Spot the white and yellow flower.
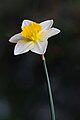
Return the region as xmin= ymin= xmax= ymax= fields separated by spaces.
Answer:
xmin=9 ymin=19 xmax=60 ymax=55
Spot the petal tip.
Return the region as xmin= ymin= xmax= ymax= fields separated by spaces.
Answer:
xmin=9 ymin=37 xmax=14 ymax=43
xmin=21 ymin=19 xmax=32 ymax=29
xmin=51 ymin=19 xmax=53 ymax=23
xmin=57 ymin=29 xmax=61 ymax=34
xmin=9 ymin=33 xmax=23 ymax=43
xmin=9 ymin=39 xmax=11 ymax=43
xmin=14 ymin=51 xmax=18 ymax=55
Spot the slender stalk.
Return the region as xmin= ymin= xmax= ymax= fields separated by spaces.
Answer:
xmin=42 ymin=54 xmax=55 ymax=120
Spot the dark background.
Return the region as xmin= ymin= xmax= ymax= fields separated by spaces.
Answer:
xmin=0 ymin=0 xmax=80 ymax=120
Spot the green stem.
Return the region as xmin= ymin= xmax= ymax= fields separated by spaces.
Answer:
xmin=42 ymin=54 xmax=55 ymax=120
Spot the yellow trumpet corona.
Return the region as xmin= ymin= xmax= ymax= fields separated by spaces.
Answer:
xmin=21 ymin=22 xmax=42 ymax=42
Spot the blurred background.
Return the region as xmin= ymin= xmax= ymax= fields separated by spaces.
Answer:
xmin=0 ymin=0 xmax=80 ymax=120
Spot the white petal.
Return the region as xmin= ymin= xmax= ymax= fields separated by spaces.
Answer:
xmin=40 ymin=20 xmax=53 ymax=30
xmin=44 ymin=28 xmax=60 ymax=38
xmin=9 ymin=33 xmax=24 ymax=43
xmin=14 ymin=40 xmax=34 ymax=55
xmin=21 ymin=20 xmax=33 ymax=29
xmin=31 ymin=40 xmax=48 ymax=54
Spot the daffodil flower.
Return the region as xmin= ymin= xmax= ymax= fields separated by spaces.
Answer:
xmin=9 ymin=19 xmax=60 ymax=55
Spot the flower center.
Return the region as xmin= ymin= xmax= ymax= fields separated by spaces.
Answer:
xmin=21 ymin=22 xmax=42 ymax=42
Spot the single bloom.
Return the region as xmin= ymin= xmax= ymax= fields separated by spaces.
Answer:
xmin=9 ymin=19 xmax=60 ymax=55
